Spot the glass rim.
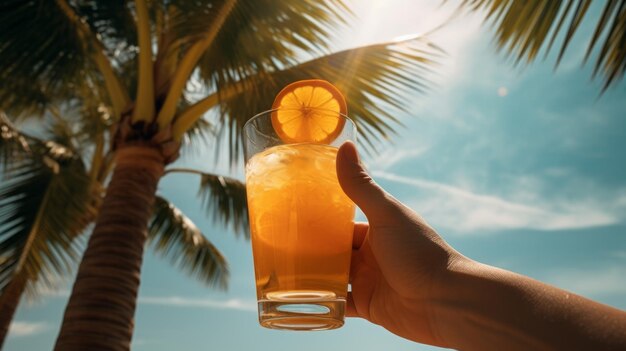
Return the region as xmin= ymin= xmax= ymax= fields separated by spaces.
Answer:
xmin=244 ymin=108 xmax=355 ymax=132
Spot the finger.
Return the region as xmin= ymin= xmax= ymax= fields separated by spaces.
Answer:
xmin=346 ymin=291 xmax=358 ymax=317
xmin=349 ymin=247 xmax=363 ymax=284
xmin=353 ymin=222 xmax=369 ymax=249
xmin=336 ymin=141 xmax=396 ymax=222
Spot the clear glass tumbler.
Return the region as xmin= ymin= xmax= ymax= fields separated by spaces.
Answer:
xmin=243 ymin=109 xmax=356 ymax=331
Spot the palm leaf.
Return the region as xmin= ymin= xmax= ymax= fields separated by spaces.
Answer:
xmin=0 ymin=129 xmax=97 ymax=297
xmin=206 ymin=37 xmax=441 ymax=160
xmin=194 ymin=0 xmax=351 ymax=85
xmin=150 ymin=0 xmax=351 ymax=107
xmin=0 ymin=0 xmax=131 ymax=118
xmin=76 ymin=0 xmax=137 ymax=50
xmin=162 ymin=0 xmax=350 ymax=84
xmin=458 ymin=0 xmax=626 ymax=89
xmin=148 ymin=196 xmax=229 ymax=288
xmin=197 ymin=172 xmax=248 ymax=237
xmin=0 ymin=113 xmax=32 ymax=167
xmin=154 ymin=0 xmax=352 ymax=128
xmin=0 ymin=0 xmax=87 ymax=115
xmin=180 ymin=117 xmax=217 ymax=157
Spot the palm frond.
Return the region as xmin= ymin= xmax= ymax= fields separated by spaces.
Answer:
xmin=458 ymin=0 xmax=626 ymax=89
xmin=208 ymin=36 xmax=441 ymax=160
xmin=0 ymin=133 xmax=97 ymax=298
xmin=76 ymin=0 xmax=137 ymax=51
xmin=157 ymin=0 xmax=350 ymax=101
xmin=197 ymin=172 xmax=248 ymax=237
xmin=195 ymin=0 xmax=351 ymax=82
xmin=0 ymin=1 xmax=87 ymax=115
xmin=0 ymin=0 xmax=131 ymax=118
xmin=70 ymin=102 xmax=113 ymax=158
xmin=175 ymin=0 xmax=348 ymax=59
xmin=0 ymin=113 xmax=32 ymax=168
xmin=148 ymin=196 xmax=228 ymax=288
xmin=180 ymin=117 xmax=217 ymax=157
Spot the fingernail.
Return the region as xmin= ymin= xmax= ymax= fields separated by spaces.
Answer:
xmin=342 ymin=140 xmax=359 ymax=164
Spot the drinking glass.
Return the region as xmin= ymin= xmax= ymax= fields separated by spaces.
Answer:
xmin=243 ymin=109 xmax=356 ymax=331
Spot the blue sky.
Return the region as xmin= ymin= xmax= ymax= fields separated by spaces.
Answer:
xmin=6 ymin=1 xmax=626 ymax=350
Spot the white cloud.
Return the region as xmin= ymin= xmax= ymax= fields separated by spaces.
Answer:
xmin=138 ymin=296 xmax=256 ymax=312
xmin=9 ymin=321 xmax=49 ymax=337
xmin=611 ymin=251 xmax=626 ymax=260
xmin=373 ymin=171 xmax=621 ymax=233
xmin=546 ymin=266 xmax=626 ymax=298
xmin=367 ymin=146 xmax=430 ymax=171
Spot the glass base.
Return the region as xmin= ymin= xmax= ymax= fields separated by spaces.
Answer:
xmin=258 ymin=290 xmax=345 ymax=331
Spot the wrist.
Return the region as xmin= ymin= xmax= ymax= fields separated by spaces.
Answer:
xmin=422 ymin=246 xmax=626 ymax=351
xmin=429 ymin=258 xmax=554 ymax=351
xmin=425 ymin=253 xmax=476 ymax=349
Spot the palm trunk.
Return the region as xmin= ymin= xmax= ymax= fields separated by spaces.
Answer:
xmin=54 ymin=146 xmax=164 ymax=351
xmin=0 ymin=274 xmax=27 ymax=348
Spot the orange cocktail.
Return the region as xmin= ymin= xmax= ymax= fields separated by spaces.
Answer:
xmin=246 ymin=143 xmax=355 ymax=330
xmin=243 ymin=79 xmax=356 ymax=330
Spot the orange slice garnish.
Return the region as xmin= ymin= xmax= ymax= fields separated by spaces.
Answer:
xmin=271 ymin=79 xmax=348 ymax=144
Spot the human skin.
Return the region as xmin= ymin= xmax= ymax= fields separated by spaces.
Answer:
xmin=336 ymin=141 xmax=626 ymax=351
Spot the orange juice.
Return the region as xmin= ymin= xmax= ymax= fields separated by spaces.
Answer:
xmin=245 ymin=143 xmax=355 ymax=330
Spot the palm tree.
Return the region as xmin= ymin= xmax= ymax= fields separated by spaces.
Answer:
xmin=457 ymin=0 xmax=626 ymax=90
xmin=0 ymin=111 xmax=100 ymax=345
xmin=0 ymin=110 xmax=235 ymax=347
xmin=0 ymin=1 xmax=439 ymax=349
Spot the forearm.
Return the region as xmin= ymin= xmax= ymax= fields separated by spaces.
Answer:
xmin=431 ymin=258 xmax=626 ymax=351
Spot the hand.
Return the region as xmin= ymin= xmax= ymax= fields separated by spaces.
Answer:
xmin=336 ymin=141 xmax=626 ymax=351
xmin=336 ymin=141 xmax=458 ymax=347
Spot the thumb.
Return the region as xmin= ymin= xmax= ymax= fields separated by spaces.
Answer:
xmin=336 ymin=141 xmax=397 ymax=222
